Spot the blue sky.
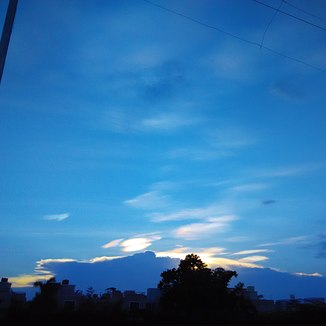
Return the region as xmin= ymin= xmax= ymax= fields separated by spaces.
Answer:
xmin=1 ymin=0 xmax=326 ymax=289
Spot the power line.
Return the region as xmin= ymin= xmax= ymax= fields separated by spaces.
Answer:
xmin=253 ymin=0 xmax=326 ymax=32
xmin=260 ymin=0 xmax=284 ymax=48
xmin=143 ymin=0 xmax=260 ymax=48
xmin=143 ymin=0 xmax=326 ymax=74
xmin=283 ymin=0 xmax=326 ymax=24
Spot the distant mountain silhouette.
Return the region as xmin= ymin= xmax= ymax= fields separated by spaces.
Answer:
xmin=13 ymin=251 xmax=326 ymax=300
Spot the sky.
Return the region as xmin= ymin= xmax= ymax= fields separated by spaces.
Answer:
xmin=1 ymin=0 xmax=326 ymax=292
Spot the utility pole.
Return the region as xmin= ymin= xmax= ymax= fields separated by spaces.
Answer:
xmin=0 ymin=0 xmax=18 ymax=84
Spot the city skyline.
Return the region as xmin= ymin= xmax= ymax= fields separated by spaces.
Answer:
xmin=1 ymin=0 xmax=326 ymax=292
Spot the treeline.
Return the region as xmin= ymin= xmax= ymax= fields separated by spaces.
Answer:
xmin=1 ymin=254 xmax=326 ymax=324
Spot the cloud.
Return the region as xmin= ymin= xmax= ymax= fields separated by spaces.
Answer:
xmin=9 ymin=274 xmax=53 ymax=288
xmin=225 ymin=236 xmax=250 ymax=243
xmin=35 ymin=258 xmax=77 ymax=274
xmin=269 ymin=80 xmax=304 ymax=100
xmin=102 ymin=233 xmax=162 ymax=253
xmin=9 ymin=258 xmax=77 ymax=288
xmin=124 ymin=191 xmax=170 ymax=210
xmin=120 ymin=236 xmax=161 ymax=252
xmin=102 ymin=238 xmax=124 ymax=249
xmin=259 ymin=236 xmax=308 ymax=247
xmin=208 ymin=257 xmax=264 ymax=269
xmin=230 ymin=183 xmax=268 ymax=193
xmin=16 ymin=252 xmax=180 ymax=294
xmin=169 ymin=147 xmax=232 ymax=161
xmin=256 ymin=162 xmax=325 ymax=178
xmin=232 ymin=249 xmax=272 ymax=256
xmin=207 ymin=44 xmax=256 ymax=80
xmin=155 ymin=246 xmax=263 ymax=269
xmin=140 ymin=113 xmax=196 ymax=131
xmin=140 ymin=61 xmax=187 ymax=101
xmin=173 ymin=215 xmax=237 ymax=240
xmin=43 ymin=213 xmax=70 ymax=221
xmin=150 ymin=181 xmax=178 ymax=191
xmin=11 ymin=251 xmax=326 ymax=301
xmin=295 ymin=272 xmax=323 ymax=277
xmin=156 ymin=245 xmax=265 ymax=269
xmin=208 ymin=127 xmax=256 ymax=149
xmin=89 ymin=256 xmax=123 ymax=263
xmin=150 ymin=204 xmax=232 ymax=222
xmin=168 ymin=125 xmax=256 ymax=162
xmin=238 ymin=255 xmax=269 ymax=263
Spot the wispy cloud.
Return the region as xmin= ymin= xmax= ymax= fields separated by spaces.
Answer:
xmin=232 ymin=249 xmax=272 ymax=256
xmin=35 ymin=258 xmax=76 ymax=274
xmin=256 ymin=162 xmax=325 ymax=178
xmin=156 ymin=246 xmax=264 ymax=269
xmin=173 ymin=215 xmax=237 ymax=240
xmin=102 ymin=238 xmax=124 ymax=249
xmin=207 ymin=257 xmax=265 ymax=269
xmin=269 ymin=80 xmax=304 ymax=100
xmin=8 ymin=256 xmax=122 ymax=287
xmin=43 ymin=213 xmax=70 ymax=221
xmin=225 ymin=236 xmax=250 ymax=243
xmin=140 ymin=113 xmax=196 ymax=131
xmin=238 ymin=255 xmax=269 ymax=263
xmin=102 ymin=234 xmax=161 ymax=253
xmin=156 ymin=246 xmax=226 ymax=261
xmin=9 ymin=274 xmax=53 ymax=288
xmin=169 ymin=147 xmax=232 ymax=161
xmin=208 ymin=126 xmax=256 ymax=149
xmin=169 ymin=125 xmax=256 ymax=162
xmin=120 ymin=236 xmax=161 ymax=252
xmin=124 ymin=191 xmax=170 ymax=210
xmin=295 ymin=272 xmax=323 ymax=277
xmin=150 ymin=204 xmax=232 ymax=222
xmin=230 ymin=183 xmax=268 ymax=193
xmin=89 ymin=256 xmax=123 ymax=263
xmin=259 ymin=236 xmax=308 ymax=247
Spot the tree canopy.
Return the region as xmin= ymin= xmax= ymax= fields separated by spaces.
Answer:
xmin=158 ymin=253 xmax=241 ymax=315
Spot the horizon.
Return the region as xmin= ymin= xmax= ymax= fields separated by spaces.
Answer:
xmin=6 ymin=250 xmax=326 ymax=302
xmin=1 ymin=0 xmax=326 ymax=302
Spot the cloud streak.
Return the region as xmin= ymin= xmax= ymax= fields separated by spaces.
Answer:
xmin=150 ymin=205 xmax=232 ymax=222
xmin=43 ymin=213 xmax=70 ymax=221
xmin=232 ymin=249 xmax=272 ymax=256
xmin=102 ymin=235 xmax=161 ymax=253
xmin=173 ymin=215 xmax=237 ymax=240
xmin=124 ymin=191 xmax=170 ymax=210
xmin=140 ymin=113 xmax=197 ymax=131
xmin=102 ymin=238 xmax=124 ymax=249
xmin=259 ymin=236 xmax=308 ymax=247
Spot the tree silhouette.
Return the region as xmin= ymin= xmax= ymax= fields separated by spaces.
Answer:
xmin=32 ymin=277 xmax=60 ymax=315
xmin=158 ymin=253 xmax=239 ymax=319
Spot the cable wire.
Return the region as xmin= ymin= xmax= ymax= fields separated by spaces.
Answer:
xmin=144 ymin=0 xmax=261 ymax=47
xmin=283 ymin=0 xmax=326 ymax=24
xmin=253 ymin=0 xmax=326 ymax=32
xmin=260 ymin=0 xmax=283 ymax=48
xmin=143 ymin=0 xmax=326 ymax=74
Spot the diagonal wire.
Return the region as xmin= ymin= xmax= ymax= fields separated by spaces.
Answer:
xmin=143 ymin=0 xmax=261 ymax=47
xmin=283 ymin=0 xmax=326 ymax=24
xmin=253 ymin=0 xmax=326 ymax=32
xmin=143 ymin=0 xmax=326 ymax=74
xmin=260 ymin=0 xmax=284 ymax=48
